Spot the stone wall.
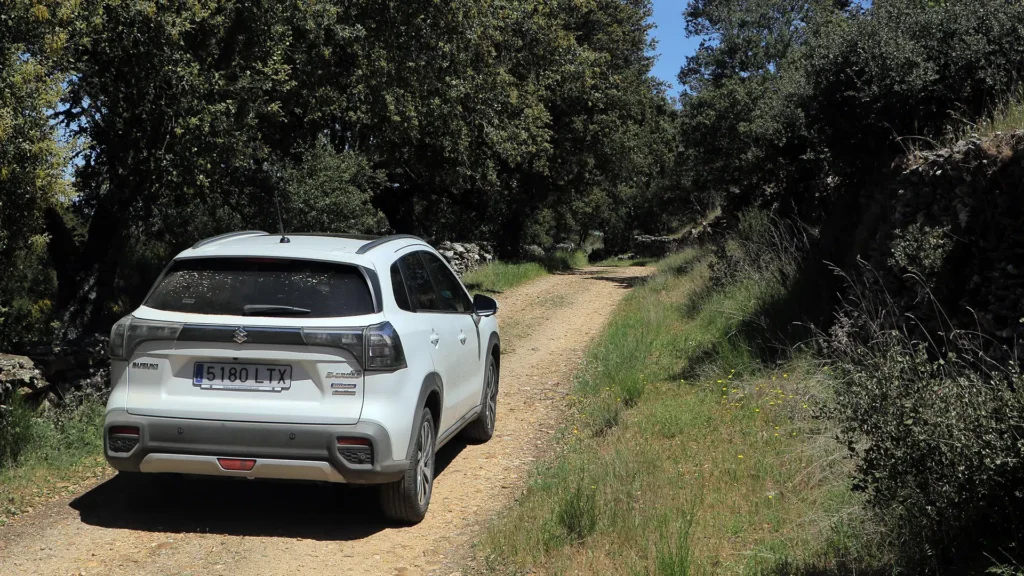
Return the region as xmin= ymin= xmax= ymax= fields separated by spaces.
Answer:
xmin=1 ymin=335 xmax=110 ymax=407
xmin=437 ymin=241 xmax=495 ymax=275
xmin=856 ymin=130 xmax=1024 ymax=357
xmin=630 ymin=235 xmax=682 ymax=258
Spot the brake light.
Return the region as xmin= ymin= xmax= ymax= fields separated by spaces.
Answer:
xmin=108 ymin=316 xmax=183 ymax=360
xmin=108 ymin=426 xmax=140 ymax=453
xmin=217 ymin=458 xmax=256 ymax=472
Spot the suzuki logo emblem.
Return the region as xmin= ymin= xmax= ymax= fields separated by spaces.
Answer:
xmin=233 ymin=327 xmax=248 ymax=344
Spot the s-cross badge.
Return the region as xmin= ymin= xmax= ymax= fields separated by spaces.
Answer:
xmin=233 ymin=327 xmax=248 ymax=344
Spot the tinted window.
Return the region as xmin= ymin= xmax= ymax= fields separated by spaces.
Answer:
xmin=145 ymin=258 xmax=374 ymax=317
xmin=400 ymin=253 xmax=439 ymax=311
xmin=390 ymin=262 xmax=412 ymax=311
xmin=423 ymin=253 xmax=472 ymax=313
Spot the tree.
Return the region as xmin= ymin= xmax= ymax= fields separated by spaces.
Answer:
xmin=0 ymin=0 xmax=79 ymax=349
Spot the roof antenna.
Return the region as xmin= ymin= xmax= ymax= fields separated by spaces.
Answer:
xmin=273 ymin=186 xmax=290 ymax=244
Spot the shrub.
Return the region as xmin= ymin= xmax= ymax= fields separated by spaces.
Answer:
xmin=825 ymin=274 xmax=1024 ymax=565
xmin=540 ymin=250 xmax=589 ymax=272
xmin=0 ymin=394 xmax=35 ymax=468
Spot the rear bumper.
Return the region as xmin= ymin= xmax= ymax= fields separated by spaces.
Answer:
xmin=103 ymin=409 xmax=407 ymax=484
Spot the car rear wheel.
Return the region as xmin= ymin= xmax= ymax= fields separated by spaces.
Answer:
xmin=380 ymin=407 xmax=435 ymax=524
xmin=461 ymin=355 xmax=498 ymax=443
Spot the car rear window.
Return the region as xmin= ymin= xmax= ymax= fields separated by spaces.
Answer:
xmin=145 ymin=258 xmax=375 ymax=317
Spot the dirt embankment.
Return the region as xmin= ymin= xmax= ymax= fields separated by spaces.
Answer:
xmin=0 ymin=266 xmax=651 ymax=576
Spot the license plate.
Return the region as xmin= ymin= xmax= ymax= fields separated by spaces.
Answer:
xmin=193 ymin=362 xmax=292 ymax=391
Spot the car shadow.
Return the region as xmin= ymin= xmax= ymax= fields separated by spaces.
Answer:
xmin=70 ymin=440 xmax=468 ymax=540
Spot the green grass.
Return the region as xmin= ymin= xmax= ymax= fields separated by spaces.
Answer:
xmin=463 ymin=250 xmax=590 ymax=294
xmin=977 ymin=93 xmax=1024 ymax=137
xmin=0 ymin=396 xmax=108 ymax=525
xmin=463 ymin=261 xmax=550 ymax=294
xmin=475 ymin=247 xmax=889 ymax=575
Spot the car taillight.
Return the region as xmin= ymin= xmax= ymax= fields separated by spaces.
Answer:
xmin=302 ymin=322 xmax=405 ymax=371
xmin=364 ymin=322 xmax=406 ymax=371
xmin=108 ymin=316 xmax=183 ymax=360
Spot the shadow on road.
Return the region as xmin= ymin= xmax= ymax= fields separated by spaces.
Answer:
xmin=582 ymin=271 xmax=650 ymax=289
xmin=69 ymin=440 xmax=468 ymax=540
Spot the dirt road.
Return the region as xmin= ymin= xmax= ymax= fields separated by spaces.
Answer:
xmin=0 ymin=266 xmax=650 ymax=576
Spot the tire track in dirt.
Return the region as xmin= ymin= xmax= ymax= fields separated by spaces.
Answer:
xmin=0 ymin=266 xmax=651 ymax=576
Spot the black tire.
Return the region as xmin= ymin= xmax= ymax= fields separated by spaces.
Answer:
xmin=461 ymin=354 xmax=498 ymax=443
xmin=380 ymin=407 xmax=436 ymax=524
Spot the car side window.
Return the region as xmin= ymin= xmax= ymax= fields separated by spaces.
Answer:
xmin=422 ymin=252 xmax=473 ymax=313
xmin=390 ymin=262 xmax=413 ymax=311
xmin=399 ymin=253 xmax=439 ymax=311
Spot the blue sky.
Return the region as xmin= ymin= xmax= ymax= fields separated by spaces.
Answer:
xmin=649 ymin=0 xmax=701 ymax=95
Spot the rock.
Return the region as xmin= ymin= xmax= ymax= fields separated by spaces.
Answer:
xmin=522 ymin=245 xmax=545 ymax=260
xmin=436 ymin=241 xmax=496 ymax=276
xmin=2 ymin=334 xmax=113 ymax=407
xmin=0 ymin=354 xmax=45 ymax=400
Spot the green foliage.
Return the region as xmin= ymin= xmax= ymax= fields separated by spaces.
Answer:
xmin=276 ymin=138 xmax=388 ymax=235
xmin=0 ymin=0 xmax=680 ymax=345
xmin=825 ymin=287 xmax=1024 ymax=566
xmin=540 ymin=250 xmax=590 ymax=272
xmin=0 ymin=1 xmax=78 ymax=349
xmin=0 ymin=392 xmax=106 ymax=523
xmin=0 ymin=394 xmax=35 ymax=468
xmin=676 ymin=0 xmax=1024 ymax=220
xmin=675 ymin=3 xmax=1024 ymax=564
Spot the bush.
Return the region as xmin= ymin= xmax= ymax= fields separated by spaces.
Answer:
xmin=0 ymin=394 xmax=35 ymax=468
xmin=540 ymin=250 xmax=589 ymax=272
xmin=825 ymin=275 xmax=1024 ymax=566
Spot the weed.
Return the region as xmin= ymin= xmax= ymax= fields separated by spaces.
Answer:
xmin=555 ymin=473 xmax=599 ymax=544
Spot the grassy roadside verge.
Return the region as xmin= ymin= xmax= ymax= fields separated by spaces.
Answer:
xmin=474 ymin=248 xmax=888 ymax=574
xmin=0 ymin=396 xmax=109 ymax=525
xmin=462 ymin=250 xmax=588 ymax=294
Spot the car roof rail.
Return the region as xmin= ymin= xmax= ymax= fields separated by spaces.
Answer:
xmin=192 ymin=230 xmax=269 ymax=249
xmin=355 ymin=234 xmax=426 ymax=255
xmin=285 ymin=233 xmax=383 ymax=241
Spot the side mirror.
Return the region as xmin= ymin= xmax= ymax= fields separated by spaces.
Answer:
xmin=473 ymin=294 xmax=499 ymax=317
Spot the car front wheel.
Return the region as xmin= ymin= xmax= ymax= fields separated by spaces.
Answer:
xmin=461 ymin=355 xmax=498 ymax=443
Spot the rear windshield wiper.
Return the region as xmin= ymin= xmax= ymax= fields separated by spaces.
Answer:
xmin=242 ymin=304 xmax=312 ymax=316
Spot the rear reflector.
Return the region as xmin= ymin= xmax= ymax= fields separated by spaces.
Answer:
xmin=108 ymin=426 xmax=141 ymax=454
xmin=337 ymin=437 xmax=371 ymax=446
xmin=217 ymin=458 xmax=256 ymax=472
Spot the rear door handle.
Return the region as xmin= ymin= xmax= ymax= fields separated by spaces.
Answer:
xmin=459 ymin=333 xmax=467 ymax=345
xmin=430 ymin=333 xmax=440 ymax=345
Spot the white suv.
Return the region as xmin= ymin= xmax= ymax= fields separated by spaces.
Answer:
xmin=103 ymin=232 xmax=500 ymax=523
